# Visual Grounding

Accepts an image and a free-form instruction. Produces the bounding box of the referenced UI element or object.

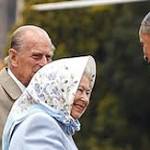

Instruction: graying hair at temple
[139,12,150,34]
[83,60,96,89]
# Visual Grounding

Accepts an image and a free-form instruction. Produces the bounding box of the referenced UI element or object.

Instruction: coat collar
[0,68,22,101]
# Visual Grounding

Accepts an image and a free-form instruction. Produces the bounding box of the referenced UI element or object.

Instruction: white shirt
[7,68,25,92]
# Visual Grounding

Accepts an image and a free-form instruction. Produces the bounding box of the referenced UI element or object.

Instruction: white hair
[139,12,150,35]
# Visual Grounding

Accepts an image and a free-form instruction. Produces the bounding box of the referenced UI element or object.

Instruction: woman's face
[71,75,91,119]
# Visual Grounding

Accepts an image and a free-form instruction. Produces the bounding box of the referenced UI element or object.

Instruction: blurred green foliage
[12,0,150,149]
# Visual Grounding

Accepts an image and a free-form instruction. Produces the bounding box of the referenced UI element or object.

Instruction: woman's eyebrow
[79,85,90,91]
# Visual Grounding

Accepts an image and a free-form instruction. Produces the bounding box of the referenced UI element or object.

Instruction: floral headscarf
[3,55,96,150]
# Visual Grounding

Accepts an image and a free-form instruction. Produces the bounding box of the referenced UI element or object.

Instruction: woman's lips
[74,103,85,111]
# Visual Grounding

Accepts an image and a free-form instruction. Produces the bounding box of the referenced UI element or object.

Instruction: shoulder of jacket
[23,111,61,130]
[0,67,9,82]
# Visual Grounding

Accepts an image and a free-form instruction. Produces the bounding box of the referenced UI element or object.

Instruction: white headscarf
[3,55,96,150]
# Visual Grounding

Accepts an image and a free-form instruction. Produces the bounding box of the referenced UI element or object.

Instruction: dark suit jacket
[0,68,22,149]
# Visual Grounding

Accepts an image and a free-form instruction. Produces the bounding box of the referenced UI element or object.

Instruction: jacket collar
[0,68,22,101]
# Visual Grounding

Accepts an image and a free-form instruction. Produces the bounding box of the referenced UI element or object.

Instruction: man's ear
[9,48,18,67]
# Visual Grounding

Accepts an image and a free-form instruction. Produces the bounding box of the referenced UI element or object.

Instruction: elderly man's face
[10,35,54,86]
[140,33,150,63]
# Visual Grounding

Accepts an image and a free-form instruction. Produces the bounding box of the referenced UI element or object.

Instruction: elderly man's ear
[9,48,19,67]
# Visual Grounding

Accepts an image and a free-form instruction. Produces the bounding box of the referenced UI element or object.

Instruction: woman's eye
[78,88,83,92]
[86,92,90,96]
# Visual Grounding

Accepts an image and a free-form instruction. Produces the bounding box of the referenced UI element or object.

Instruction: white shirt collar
[8,68,25,92]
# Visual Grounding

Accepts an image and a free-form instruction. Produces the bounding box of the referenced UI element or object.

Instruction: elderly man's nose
[40,56,48,66]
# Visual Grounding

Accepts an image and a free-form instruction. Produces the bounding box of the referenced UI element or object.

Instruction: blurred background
[1,0,150,149]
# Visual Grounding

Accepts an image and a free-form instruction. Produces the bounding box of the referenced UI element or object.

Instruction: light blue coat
[9,111,78,150]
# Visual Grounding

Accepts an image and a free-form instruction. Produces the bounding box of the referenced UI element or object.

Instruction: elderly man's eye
[32,54,42,60]
[46,55,52,62]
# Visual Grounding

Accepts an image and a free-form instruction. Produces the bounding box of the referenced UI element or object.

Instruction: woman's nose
[81,92,89,102]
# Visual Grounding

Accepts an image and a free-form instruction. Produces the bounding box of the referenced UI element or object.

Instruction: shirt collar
[7,68,25,92]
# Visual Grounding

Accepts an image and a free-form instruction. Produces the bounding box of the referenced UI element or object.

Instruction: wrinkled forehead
[139,25,150,35]
[139,33,150,44]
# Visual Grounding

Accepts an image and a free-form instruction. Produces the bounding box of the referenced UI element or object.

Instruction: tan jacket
[0,68,22,149]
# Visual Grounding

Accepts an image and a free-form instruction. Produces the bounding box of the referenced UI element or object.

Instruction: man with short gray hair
[0,25,55,149]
